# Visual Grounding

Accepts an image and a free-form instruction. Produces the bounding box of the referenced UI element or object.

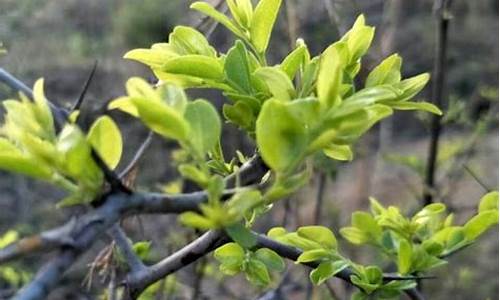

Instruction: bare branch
[109,224,146,273]
[119,131,154,179]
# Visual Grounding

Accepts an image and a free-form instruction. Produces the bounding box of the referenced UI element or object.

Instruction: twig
[119,131,154,179]
[70,60,98,112]
[423,0,454,205]
[463,164,491,192]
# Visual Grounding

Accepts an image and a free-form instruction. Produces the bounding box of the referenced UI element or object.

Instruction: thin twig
[70,60,98,112]
[463,164,491,192]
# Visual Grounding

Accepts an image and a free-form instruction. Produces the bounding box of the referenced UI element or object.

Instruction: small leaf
[179,212,214,229]
[254,67,295,101]
[296,249,331,263]
[256,99,308,172]
[108,97,139,117]
[340,227,369,245]
[387,101,442,115]
[250,0,283,53]
[214,242,245,263]
[224,41,253,93]
[184,99,221,156]
[132,97,189,141]
[280,44,308,80]
[267,227,287,238]
[254,248,285,271]
[225,223,257,249]
[365,54,402,87]
[351,211,382,240]
[223,102,255,130]
[463,210,499,241]
[297,226,337,249]
[341,15,375,63]
[323,144,353,161]
[397,239,412,274]
[124,48,177,68]
[245,258,271,286]
[317,43,344,108]
[395,73,430,101]
[310,260,349,285]
[162,55,224,81]
[87,116,123,169]
[190,2,243,38]
[478,191,499,213]
[169,26,216,57]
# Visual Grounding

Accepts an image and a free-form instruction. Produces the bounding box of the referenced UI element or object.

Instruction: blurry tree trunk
[423,0,453,205]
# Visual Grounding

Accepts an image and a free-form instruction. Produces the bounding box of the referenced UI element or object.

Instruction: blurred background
[0,0,498,299]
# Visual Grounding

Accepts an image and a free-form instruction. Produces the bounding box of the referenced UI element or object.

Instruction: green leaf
[267,227,287,238]
[280,44,308,80]
[124,47,177,68]
[87,116,123,169]
[296,249,331,263]
[340,227,369,245]
[32,78,55,137]
[214,242,245,263]
[108,97,139,117]
[225,223,257,249]
[254,67,295,101]
[387,101,442,115]
[310,260,349,285]
[169,26,216,57]
[365,54,402,87]
[351,211,382,240]
[224,41,253,93]
[132,241,152,260]
[179,212,214,229]
[158,83,188,114]
[254,248,285,271]
[245,258,271,286]
[364,266,383,285]
[227,0,253,28]
[341,15,375,63]
[250,0,283,53]
[317,43,344,108]
[297,226,337,249]
[395,73,430,101]
[323,144,353,161]
[478,191,499,213]
[0,230,18,249]
[463,210,499,241]
[162,55,224,80]
[397,239,412,274]
[190,2,243,38]
[132,97,189,141]
[184,99,221,156]
[256,99,308,172]
[223,102,255,130]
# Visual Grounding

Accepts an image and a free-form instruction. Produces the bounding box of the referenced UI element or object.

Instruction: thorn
[71,60,98,112]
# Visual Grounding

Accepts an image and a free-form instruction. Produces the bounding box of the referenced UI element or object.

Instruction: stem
[423,0,453,206]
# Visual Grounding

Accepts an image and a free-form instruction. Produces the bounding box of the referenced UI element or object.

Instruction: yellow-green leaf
[87,116,123,169]
[250,0,282,53]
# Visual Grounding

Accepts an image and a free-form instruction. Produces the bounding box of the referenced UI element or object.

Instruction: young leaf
[463,210,499,241]
[124,48,178,68]
[280,44,308,80]
[190,2,244,38]
[395,73,430,101]
[108,97,139,117]
[323,144,353,161]
[254,67,295,101]
[225,223,257,249]
[351,211,382,240]
[214,242,245,264]
[162,55,224,81]
[227,0,253,28]
[254,248,285,271]
[87,116,123,169]
[245,258,271,286]
[478,191,499,213]
[342,15,375,63]
[310,260,349,285]
[256,99,308,172]
[296,249,331,263]
[184,99,221,156]
[224,41,253,93]
[223,102,255,130]
[387,101,442,115]
[317,43,344,108]
[297,226,337,249]
[169,26,216,57]
[179,212,214,229]
[250,0,283,53]
[397,239,412,274]
[132,97,189,141]
[365,54,402,87]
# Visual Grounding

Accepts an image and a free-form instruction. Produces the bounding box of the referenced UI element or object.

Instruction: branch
[109,224,146,273]
[123,230,426,300]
